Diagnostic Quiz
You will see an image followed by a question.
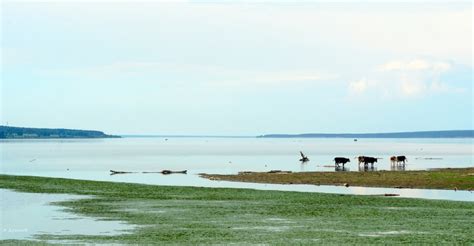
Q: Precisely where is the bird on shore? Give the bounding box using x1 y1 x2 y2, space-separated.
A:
299 151 309 162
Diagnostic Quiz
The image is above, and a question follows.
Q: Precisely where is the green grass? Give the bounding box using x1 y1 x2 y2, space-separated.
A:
1 174 473 245
202 167 474 190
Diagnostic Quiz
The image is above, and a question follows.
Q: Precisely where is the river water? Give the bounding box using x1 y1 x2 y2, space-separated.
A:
0 189 134 241
1 137 473 201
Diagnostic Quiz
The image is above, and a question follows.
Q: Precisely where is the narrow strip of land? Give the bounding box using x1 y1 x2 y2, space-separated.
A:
0 174 473 244
200 167 474 190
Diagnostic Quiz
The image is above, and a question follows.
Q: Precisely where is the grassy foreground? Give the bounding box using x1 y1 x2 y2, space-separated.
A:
1 175 473 245
201 167 474 190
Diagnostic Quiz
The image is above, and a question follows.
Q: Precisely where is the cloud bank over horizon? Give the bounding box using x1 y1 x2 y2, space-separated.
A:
1 1 472 134
349 58 469 98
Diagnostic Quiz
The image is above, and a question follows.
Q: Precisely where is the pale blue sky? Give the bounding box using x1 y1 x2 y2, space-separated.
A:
1 1 472 135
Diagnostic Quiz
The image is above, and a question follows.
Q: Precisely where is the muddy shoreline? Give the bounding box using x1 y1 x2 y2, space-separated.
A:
200 167 474 191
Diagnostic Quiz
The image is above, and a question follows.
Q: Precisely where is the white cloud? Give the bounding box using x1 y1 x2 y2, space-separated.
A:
215 72 339 87
378 59 451 72
38 62 238 79
350 58 466 98
378 61 404 72
406 59 431 71
400 80 426 96
431 62 452 73
430 81 467 94
348 78 374 94
4 2 471 66
38 61 338 87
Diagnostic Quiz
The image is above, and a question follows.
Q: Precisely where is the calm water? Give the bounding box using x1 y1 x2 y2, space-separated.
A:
0 189 134 241
1 137 473 201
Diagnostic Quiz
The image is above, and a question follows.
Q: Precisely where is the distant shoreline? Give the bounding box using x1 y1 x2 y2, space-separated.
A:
0 126 120 139
120 135 254 138
258 130 474 138
1 127 472 139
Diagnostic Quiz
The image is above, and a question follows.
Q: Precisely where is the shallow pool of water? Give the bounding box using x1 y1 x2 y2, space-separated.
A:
0 189 134 241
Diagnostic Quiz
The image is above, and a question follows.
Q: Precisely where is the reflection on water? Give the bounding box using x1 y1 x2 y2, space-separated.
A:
359 166 377 172
299 162 309 172
390 164 406 171
0 137 472 201
335 166 350 172
0 189 134 241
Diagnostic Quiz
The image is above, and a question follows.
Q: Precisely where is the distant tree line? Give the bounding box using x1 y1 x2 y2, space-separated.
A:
0 126 120 139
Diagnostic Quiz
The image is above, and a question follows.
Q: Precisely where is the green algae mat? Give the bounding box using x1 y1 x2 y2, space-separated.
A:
1 174 473 245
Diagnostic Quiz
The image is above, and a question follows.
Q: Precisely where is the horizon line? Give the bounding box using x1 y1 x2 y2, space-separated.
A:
120 130 474 138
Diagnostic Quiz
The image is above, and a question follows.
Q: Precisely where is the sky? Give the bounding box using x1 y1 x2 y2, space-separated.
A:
1 1 472 135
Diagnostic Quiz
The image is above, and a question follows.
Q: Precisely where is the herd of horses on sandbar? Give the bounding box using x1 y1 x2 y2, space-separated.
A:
299 151 408 171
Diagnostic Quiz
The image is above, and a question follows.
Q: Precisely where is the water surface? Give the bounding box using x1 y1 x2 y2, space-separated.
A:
1 137 472 201
0 189 134 241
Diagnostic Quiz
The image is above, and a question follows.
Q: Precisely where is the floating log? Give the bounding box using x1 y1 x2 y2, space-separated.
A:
143 170 187 175
110 170 187 175
110 170 135 175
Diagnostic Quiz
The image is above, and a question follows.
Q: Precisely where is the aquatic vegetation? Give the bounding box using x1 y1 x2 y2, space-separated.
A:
1 174 473 244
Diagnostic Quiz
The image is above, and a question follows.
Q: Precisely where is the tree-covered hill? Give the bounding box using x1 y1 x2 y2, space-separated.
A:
0 126 120 139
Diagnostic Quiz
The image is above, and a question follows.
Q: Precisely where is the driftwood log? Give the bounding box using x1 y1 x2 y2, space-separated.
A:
110 170 135 175
110 170 187 175
142 170 187 175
